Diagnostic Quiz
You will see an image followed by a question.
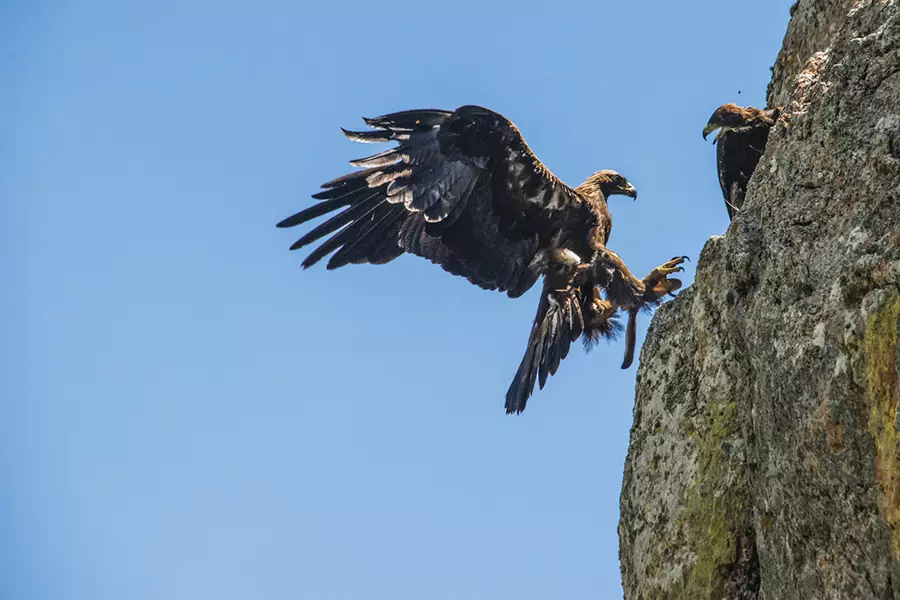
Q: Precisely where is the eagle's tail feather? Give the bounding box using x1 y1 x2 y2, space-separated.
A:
505 285 584 414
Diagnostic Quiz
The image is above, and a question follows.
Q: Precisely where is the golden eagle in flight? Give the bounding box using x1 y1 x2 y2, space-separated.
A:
703 103 781 220
278 105 685 413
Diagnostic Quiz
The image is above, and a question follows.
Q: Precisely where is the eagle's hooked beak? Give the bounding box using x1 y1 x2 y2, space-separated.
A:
622 183 638 201
703 123 729 144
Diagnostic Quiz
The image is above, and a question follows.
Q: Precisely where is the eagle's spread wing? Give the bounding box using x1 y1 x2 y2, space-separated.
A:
277 105 597 298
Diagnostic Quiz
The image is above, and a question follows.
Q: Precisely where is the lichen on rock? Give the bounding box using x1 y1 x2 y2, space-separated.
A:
864 290 900 556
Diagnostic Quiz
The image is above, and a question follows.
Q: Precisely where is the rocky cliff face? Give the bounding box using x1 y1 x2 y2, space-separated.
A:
618 1 900 598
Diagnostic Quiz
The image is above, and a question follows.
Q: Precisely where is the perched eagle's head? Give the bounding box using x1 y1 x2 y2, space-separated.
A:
582 170 638 201
702 103 757 143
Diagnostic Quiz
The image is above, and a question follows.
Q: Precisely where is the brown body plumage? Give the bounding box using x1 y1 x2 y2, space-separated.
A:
703 103 781 219
278 105 684 413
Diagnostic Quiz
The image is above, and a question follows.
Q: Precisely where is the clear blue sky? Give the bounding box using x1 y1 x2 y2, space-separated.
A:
4 2 791 598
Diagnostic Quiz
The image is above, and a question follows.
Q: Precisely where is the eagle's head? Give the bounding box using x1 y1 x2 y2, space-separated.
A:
702 103 756 143
582 170 638 201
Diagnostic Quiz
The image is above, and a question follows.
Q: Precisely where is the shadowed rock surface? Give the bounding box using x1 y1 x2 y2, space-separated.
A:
619 0 900 598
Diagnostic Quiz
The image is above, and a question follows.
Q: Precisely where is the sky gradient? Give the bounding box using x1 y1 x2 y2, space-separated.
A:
5 1 792 598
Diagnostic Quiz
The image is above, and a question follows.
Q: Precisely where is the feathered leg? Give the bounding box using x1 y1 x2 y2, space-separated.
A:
585 250 687 369
581 285 623 352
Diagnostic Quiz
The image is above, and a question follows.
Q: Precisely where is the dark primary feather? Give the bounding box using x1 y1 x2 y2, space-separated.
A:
327 204 407 269
340 127 394 143
289 190 382 251
363 109 452 130
275 196 351 229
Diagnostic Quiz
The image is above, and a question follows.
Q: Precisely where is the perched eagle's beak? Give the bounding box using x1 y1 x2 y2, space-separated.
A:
703 123 730 144
622 183 638 201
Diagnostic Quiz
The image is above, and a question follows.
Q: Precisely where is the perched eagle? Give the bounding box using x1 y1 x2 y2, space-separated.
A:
278 105 685 413
703 104 781 220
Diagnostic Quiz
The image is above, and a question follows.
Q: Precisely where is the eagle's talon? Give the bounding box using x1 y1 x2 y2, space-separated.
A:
641 255 685 302
643 256 687 288
645 277 683 302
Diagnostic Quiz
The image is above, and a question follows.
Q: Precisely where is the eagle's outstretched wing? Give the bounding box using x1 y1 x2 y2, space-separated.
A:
277 105 598 298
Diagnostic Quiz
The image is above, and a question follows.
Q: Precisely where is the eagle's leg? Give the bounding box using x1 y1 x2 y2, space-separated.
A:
590 250 687 309
585 255 686 371
588 248 646 306
584 287 618 331
618 264 685 370
581 286 623 351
